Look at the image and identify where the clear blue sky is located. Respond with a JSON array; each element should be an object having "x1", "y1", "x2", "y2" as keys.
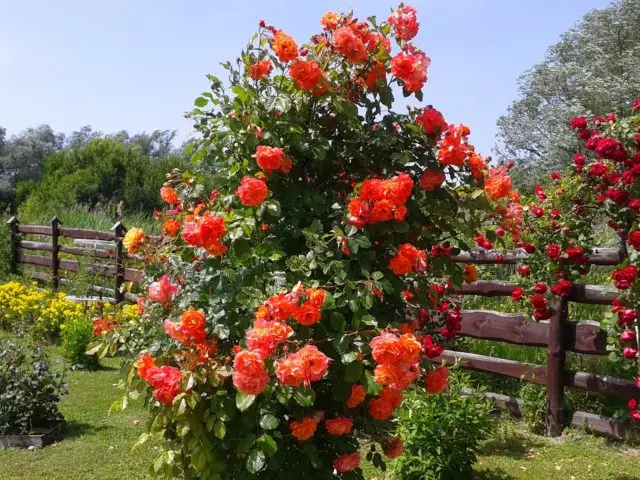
[{"x1": 0, "y1": 0, "x2": 610, "y2": 156}]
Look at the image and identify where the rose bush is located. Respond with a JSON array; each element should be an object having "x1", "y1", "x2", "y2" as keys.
[
  {"x1": 98, "y1": 5, "x2": 513, "y2": 479},
  {"x1": 503, "y1": 101, "x2": 640, "y2": 423}
]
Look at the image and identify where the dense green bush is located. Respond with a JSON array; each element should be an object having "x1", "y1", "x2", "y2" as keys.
[
  {"x1": 61, "y1": 315, "x2": 99, "y2": 369},
  {"x1": 16, "y1": 136, "x2": 187, "y2": 220},
  {"x1": 390, "y1": 372, "x2": 495, "y2": 480},
  {"x1": 0, "y1": 338, "x2": 66, "y2": 434}
]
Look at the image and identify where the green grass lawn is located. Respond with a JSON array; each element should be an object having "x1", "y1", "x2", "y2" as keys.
[
  {"x1": 0, "y1": 355, "x2": 154, "y2": 480},
  {"x1": 1, "y1": 354, "x2": 638, "y2": 480},
  {"x1": 473, "y1": 422, "x2": 640, "y2": 480}
]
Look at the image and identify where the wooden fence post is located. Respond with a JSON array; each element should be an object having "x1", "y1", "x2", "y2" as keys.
[
  {"x1": 51, "y1": 216, "x2": 61, "y2": 290},
  {"x1": 6, "y1": 217, "x2": 20, "y2": 275},
  {"x1": 546, "y1": 296, "x2": 569, "y2": 437},
  {"x1": 112, "y1": 222, "x2": 126, "y2": 303}
]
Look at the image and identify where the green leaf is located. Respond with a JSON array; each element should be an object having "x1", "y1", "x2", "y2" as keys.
[
  {"x1": 246, "y1": 449, "x2": 266, "y2": 474},
  {"x1": 345, "y1": 361, "x2": 363, "y2": 382},
  {"x1": 154, "y1": 453, "x2": 166, "y2": 473},
  {"x1": 271, "y1": 95, "x2": 292, "y2": 113},
  {"x1": 257, "y1": 434, "x2": 278, "y2": 456},
  {"x1": 236, "y1": 392, "x2": 256, "y2": 412},
  {"x1": 259, "y1": 414, "x2": 279, "y2": 430},
  {"x1": 333, "y1": 334, "x2": 350, "y2": 354},
  {"x1": 194, "y1": 97, "x2": 208, "y2": 108},
  {"x1": 294, "y1": 387, "x2": 316, "y2": 407},
  {"x1": 265, "y1": 200, "x2": 281, "y2": 216},
  {"x1": 213, "y1": 420, "x2": 226, "y2": 439},
  {"x1": 330, "y1": 312, "x2": 346, "y2": 332},
  {"x1": 191, "y1": 449, "x2": 207, "y2": 472},
  {"x1": 176, "y1": 397, "x2": 187, "y2": 416},
  {"x1": 334, "y1": 98, "x2": 359, "y2": 119},
  {"x1": 237, "y1": 433, "x2": 257, "y2": 453},
  {"x1": 363, "y1": 370, "x2": 382, "y2": 395},
  {"x1": 360, "y1": 314, "x2": 377, "y2": 327}
]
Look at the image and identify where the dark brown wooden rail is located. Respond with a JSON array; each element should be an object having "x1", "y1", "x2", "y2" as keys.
[{"x1": 459, "y1": 311, "x2": 609, "y2": 355}]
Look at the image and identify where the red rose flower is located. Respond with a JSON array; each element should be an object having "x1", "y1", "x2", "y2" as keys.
[
  {"x1": 550, "y1": 280, "x2": 573, "y2": 297},
  {"x1": 416, "y1": 107, "x2": 446, "y2": 137}
]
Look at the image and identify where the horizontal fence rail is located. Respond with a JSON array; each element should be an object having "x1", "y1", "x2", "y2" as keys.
[{"x1": 6, "y1": 217, "x2": 639, "y2": 439}]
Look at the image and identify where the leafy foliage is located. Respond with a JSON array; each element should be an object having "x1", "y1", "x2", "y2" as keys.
[
  {"x1": 390, "y1": 372, "x2": 495, "y2": 480},
  {"x1": 0, "y1": 338, "x2": 66, "y2": 435},
  {"x1": 17, "y1": 132, "x2": 187, "y2": 219},
  {"x1": 61, "y1": 315, "x2": 99, "y2": 369}
]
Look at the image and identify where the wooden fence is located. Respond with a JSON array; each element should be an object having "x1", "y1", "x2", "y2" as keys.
[
  {"x1": 5, "y1": 218, "x2": 639, "y2": 438},
  {"x1": 5, "y1": 217, "x2": 142, "y2": 303},
  {"x1": 441, "y1": 247, "x2": 638, "y2": 439}
]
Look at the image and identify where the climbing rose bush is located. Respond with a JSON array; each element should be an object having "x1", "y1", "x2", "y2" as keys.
[
  {"x1": 100, "y1": 5, "x2": 512, "y2": 479},
  {"x1": 505, "y1": 101, "x2": 640, "y2": 423}
]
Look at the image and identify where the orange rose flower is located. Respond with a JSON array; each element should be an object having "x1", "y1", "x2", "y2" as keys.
[
  {"x1": 361, "y1": 61, "x2": 386, "y2": 90},
  {"x1": 275, "y1": 345, "x2": 330, "y2": 386},
  {"x1": 249, "y1": 59, "x2": 272, "y2": 80},
  {"x1": 342, "y1": 385, "x2": 365, "y2": 410},
  {"x1": 290, "y1": 417, "x2": 317, "y2": 441},
  {"x1": 135, "y1": 353, "x2": 156, "y2": 381},
  {"x1": 252, "y1": 145, "x2": 288, "y2": 174},
  {"x1": 181, "y1": 212, "x2": 226, "y2": 254},
  {"x1": 293, "y1": 301, "x2": 322, "y2": 326},
  {"x1": 265, "y1": 293, "x2": 297, "y2": 321},
  {"x1": 484, "y1": 166, "x2": 512, "y2": 200},
  {"x1": 144, "y1": 365, "x2": 182, "y2": 405},
  {"x1": 419, "y1": 169, "x2": 445, "y2": 191},
  {"x1": 320, "y1": 12, "x2": 342, "y2": 31},
  {"x1": 374, "y1": 363, "x2": 420, "y2": 389},
  {"x1": 390, "y1": 51, "x2": 429, "y2": 93},
  {"x1": 463, "y1": 264, "x2": 478, "y2": 283},
  {"x1": 467, "y1": 153, "x2": 487, "y2": 179},
  {"x1": 333, "y1": 27, "x2": 368, "y2": 63},
  {"x1": 424, "y1": 366, "x2": 449, "y2": 394},
  {"x1": 290, "y1": 60, "x2": 323, "y2": 91},
  {"x1": 333, "y1": 452, "x2": 361, "y2": 473},
  {"x1": 161, "y1": 219, "x2": 180, "y2": 237},
  {"x1": 325, "y1": 417, "x2": 353, "y2": 436},
  {"x1": 160, "y1": 186, "x2": 180, "y2": 205},
  {"x1": 236, "y1": 176, "x2": 268, "y2": 207},
  {"x1": 368, "y1": 386, "x2": 403, "y2": 420},
  {"x1": 306, "y1": 288, "x2": 326, "y2": 308},
  {"x1": 246, "y1": 318, "x2": 293, "y2": 358},
  {"x1": 232, "y1": 349, "x2": 270, "y2": 395},
  {"x1": 437, "y1": 124, "x2": 470, "y2": 167},
  {"x1": 272, "y1": 30, "x2": 298, "y2": 63}
]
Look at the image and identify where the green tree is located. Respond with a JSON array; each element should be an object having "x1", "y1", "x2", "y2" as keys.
[
  {"x1": 18, "y1": 135, "x2": 186, "y2": 219},
  {"x1": 496, "y1": 0, "x2": 640, "y2": 190},
  {"x1": 0, "y1": 125, "x2": 62, "y2": 210}
]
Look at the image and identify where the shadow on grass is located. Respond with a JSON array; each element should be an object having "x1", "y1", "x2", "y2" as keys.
[
  {"x1": 473, "y1": 468, "x2": 517, "y2": 480},
  {"x1": 62, "y1": 421, "x2": 108, "y2": 440},
  {"x1": 479, "y1": 427, "x2": 545, "y2": 460},
  {"x1": 611, "y1": 476, "x2": 640, "y2": 480}
]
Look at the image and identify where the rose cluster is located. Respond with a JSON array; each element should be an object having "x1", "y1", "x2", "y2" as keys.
[{"x1": 347, "y1": 172, "x2": 414, "y2": 228}]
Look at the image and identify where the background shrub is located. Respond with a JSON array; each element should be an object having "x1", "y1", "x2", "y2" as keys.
[
  {"x1": 0, "y1": 338, "x2": 66, "y2": 434},
  {"x1": 61, "y1": 315, "x2": 99, "y2": 369},
  {"x1": 391, "y1": 372, "x2": 496, "y2": 480}
]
